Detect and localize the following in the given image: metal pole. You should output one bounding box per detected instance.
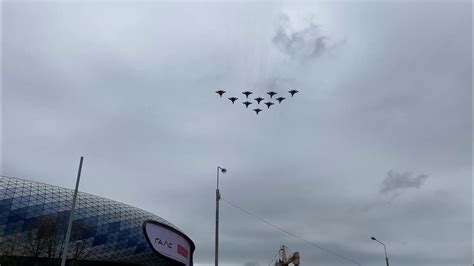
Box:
[383,244,389,266]
[215,167,220,266]
[377,240,389,266]
[372,238,389,266]
[61,156,84,266]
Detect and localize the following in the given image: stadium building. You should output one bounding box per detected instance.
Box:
[0,176,195,266]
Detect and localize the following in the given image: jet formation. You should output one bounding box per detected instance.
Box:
[215,89,299,115]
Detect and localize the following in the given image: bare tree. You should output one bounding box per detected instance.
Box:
[44,220,62,259]
[60,221,94,265]
[70,223,94,261]
[0,233,18,256]
[0,233,20,266]
[25,217,58,264]
[3,217,95,266]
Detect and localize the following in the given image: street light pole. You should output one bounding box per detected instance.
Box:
[215,166,226,266]
[371,237,389,266]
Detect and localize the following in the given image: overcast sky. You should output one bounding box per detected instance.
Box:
[2,1,472,265]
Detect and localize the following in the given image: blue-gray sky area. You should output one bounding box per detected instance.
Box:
[2,1,472,265]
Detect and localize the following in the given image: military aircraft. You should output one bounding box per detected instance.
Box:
[228,97,238,104]
[276,97,286,103]
[267,91,277,98]
[253,108,262,115]
[264,102,274,109]
[216,90,226,97]
[254,97,264,104]
[242,91,253,98]
[289,90,299,97]
[243,101,252,108]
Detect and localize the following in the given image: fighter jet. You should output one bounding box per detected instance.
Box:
[253,108,262,115]
[254,97,264,104]
[267,91,277,98]
[216,90,226,97]
[228,97,238,104]
[264,102,274,109]
[243,101,252,108]
[289,90,299,97]
[276,97,286,104]
[242,91,253,98]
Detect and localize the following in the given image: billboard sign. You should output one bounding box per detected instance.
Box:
[143,220,195,265]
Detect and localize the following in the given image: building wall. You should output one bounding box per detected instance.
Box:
[0,176,188,265]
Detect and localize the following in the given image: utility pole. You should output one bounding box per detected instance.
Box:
[215,166,226,266]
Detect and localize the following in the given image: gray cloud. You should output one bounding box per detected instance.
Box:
[272,14,332,62]
[243,262,260,266]
[380,170,428,194]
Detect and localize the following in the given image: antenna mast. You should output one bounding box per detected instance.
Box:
[275,245,300,266]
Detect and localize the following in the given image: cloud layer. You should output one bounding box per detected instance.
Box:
[2,1,471,266]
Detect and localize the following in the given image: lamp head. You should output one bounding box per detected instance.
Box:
[220,168,227,174]
[371,237,376,241]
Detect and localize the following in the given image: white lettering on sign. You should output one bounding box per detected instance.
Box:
[144,222,193,265]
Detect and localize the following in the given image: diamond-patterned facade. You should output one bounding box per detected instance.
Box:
[0,176,191,265]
